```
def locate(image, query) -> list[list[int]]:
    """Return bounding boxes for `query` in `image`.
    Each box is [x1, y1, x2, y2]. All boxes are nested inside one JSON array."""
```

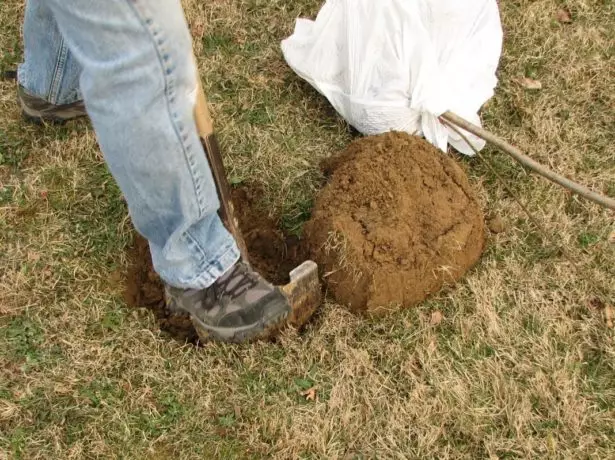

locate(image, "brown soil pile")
[[304, 132, 485, 315], [124, 186, 309, 343]]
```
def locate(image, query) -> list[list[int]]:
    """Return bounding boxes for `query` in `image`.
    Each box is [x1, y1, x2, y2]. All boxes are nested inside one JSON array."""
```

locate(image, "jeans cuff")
[[178, 241, 240, 290], [17, 70, 41, 99]]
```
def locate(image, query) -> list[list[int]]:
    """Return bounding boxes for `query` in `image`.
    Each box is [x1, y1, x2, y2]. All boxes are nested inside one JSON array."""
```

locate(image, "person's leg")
[[18, 0, 82, 105], [17, 0, 86, 123], [40, 0, 238, 289], [38, 0, 290, 342]]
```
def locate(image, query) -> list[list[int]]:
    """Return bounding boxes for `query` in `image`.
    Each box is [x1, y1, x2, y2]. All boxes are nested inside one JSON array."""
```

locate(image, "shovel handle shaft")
[[193, 79, 250, 262], [441, 111, 615, 211], [194, 80, 214, 137]]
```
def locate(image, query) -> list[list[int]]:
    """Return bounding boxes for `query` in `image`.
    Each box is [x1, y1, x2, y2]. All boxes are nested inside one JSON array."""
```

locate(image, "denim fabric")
[[18, 0, 239, 289]]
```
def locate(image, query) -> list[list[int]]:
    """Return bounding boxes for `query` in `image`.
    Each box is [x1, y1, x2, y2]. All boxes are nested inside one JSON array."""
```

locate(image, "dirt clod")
[[124, 186, 309, 342], [304, 132, 485, 315], [488, 215, 506, 234]]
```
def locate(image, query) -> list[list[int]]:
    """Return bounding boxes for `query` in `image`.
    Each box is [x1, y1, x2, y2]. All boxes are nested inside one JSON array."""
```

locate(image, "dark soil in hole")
[[303, 131, 486, 315], [124, 186, 308, 343], [231, 187, 309, 286], [124, 236, 198, 343]]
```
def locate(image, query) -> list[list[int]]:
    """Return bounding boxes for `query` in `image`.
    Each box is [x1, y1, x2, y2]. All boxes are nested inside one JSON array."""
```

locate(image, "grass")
[[1, 0, 614, 458]]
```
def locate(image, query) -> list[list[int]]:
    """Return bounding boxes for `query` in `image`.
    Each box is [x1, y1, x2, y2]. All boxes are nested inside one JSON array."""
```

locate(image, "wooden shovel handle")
[[193, 80, 250, 262], [193, 80, 215, 137]]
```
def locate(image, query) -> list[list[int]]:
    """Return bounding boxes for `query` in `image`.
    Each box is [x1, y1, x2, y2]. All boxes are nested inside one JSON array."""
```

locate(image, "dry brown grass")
[[1, 0, 614, 458]]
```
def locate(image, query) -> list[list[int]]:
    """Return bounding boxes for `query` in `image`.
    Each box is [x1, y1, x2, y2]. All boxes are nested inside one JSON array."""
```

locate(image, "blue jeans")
[[18, 0, 240, 289]]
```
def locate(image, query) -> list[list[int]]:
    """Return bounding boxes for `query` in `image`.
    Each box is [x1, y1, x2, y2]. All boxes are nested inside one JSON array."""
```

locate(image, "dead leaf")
[[608, 230, 615, 245], [556, 9, 572, 24], [587, 297, 605, 312], [430, 310, 444, 326], [300, 387, 318, 401], [604, 306, 614, 329], [517, 77, 542, 90], [233, 405, 242, 420], [191, 20, 205, 39]]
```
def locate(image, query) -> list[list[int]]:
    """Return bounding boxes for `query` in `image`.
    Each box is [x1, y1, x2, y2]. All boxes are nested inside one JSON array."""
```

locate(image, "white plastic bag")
[[281, 0, 503, 155]]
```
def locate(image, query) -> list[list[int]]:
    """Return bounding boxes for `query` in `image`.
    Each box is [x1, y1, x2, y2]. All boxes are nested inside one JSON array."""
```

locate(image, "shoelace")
[[211, 263, 259, 303]]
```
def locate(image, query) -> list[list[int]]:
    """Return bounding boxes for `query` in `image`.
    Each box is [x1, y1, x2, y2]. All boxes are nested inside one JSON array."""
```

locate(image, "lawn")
[[1, 0, 614, 458]]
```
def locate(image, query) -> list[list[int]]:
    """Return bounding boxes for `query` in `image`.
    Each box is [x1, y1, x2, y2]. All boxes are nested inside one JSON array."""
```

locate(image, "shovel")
[[192, 77, 321, 329]]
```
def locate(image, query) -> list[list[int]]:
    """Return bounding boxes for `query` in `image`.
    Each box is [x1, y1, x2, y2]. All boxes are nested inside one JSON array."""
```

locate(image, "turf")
[[1, 0, 614, 458]]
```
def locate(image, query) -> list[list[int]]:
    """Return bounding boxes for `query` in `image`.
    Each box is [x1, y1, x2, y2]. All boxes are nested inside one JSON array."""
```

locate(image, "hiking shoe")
[[18, 85, 87, 124], [165, 261, 291, 343]]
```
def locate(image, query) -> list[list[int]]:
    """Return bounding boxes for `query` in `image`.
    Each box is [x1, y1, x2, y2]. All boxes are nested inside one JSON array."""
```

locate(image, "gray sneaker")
[[18, 85, 87, 124], [165, 261, 291, 343]]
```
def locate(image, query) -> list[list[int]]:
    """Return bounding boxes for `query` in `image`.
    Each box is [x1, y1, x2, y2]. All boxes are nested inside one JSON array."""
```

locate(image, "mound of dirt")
[[304, 132, 485, 315], [124, 186, 309, 343]]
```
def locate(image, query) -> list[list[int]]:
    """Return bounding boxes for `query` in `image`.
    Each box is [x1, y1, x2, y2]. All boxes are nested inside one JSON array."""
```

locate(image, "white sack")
[[281, 0, 503, 155]]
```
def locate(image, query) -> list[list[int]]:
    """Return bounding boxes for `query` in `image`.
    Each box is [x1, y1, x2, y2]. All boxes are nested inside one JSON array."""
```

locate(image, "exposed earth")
[[124, 186, 308, 343], [125, 132, 486, 337], [304, 132, 486, 315]]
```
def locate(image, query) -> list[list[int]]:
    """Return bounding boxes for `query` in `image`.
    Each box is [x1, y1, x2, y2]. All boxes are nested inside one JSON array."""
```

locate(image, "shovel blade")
[[281, 260, 321, 328]]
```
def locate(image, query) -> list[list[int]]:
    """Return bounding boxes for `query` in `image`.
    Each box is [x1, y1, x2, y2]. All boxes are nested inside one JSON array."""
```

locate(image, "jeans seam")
[[125, 1, 207, 218], [48, 37, 69, 105], [182, 230, 207, 265], [181, 241, 239, 288]]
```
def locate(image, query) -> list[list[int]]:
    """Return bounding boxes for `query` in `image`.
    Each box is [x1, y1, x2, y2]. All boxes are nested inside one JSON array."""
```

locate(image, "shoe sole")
[[19, 97, 87, 125], [191, 306, 291, 344]]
